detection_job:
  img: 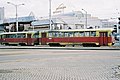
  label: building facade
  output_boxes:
[31,11,104,30]
[0,10,117,32]
[0,7,4,20]
[101,19,117,28]
[53,11,102,29]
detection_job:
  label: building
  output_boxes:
[53,11,102,29]
[0,7,4,32]
[0,7,4,20]
[0,16,36,32]
[31,11,103,30]
[0,10,117,32]
[101,19,117,28]
[31,18,66,31]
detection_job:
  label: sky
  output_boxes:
[0,0,120,19]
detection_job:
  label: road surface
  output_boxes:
[0,49,120,80]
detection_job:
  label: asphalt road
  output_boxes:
[0,49,120,80]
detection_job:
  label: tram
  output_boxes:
[0,28,115,47]
[46,28,115,47]
[0,31,40,46]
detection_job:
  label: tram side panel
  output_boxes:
[47,37,100,46]
[46,32,100,46]
[2,38,25,45]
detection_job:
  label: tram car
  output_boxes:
[0,28,115,47]
[0,31,40,46]
[46,28,115,47]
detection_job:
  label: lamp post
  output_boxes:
[49,0,52,30]
[7,2,24,32]
[82,9,87,29]
[116,9,120,34]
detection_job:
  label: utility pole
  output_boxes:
[82,9,87,29]
[118,17,120,46]
[49,0,52,30]
[7,2,24,32]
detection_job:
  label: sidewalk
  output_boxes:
[0,45,120,50]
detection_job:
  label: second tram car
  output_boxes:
[0,31,40,46]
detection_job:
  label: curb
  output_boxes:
[0,46,120,50]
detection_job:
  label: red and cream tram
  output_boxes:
[0,31,40,46]
[46,28,115,47]
[0,28,115,47]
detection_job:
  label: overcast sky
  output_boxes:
[0,0,120,19]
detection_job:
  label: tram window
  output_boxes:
[105,33,108,37]
[17,35,21,38]
[17,33,26,38]
[100,33,104,37]
[0,35,2,39]
[56,32,59,37]
[3,35,5,38]
[1,35,3,38]
[5,34,9,38]
[79,32,84,37]
[8,34,12,38]
[55,32,58,37]
[59,32,64,37]
[74,32,79,37]
[48,32,53,37]
[23,34,26,38]
[4,35,7,38]
[7,34,11,38]
[65,32,69,37]
[109,33,112,37]
[6,34,16,38]
[90,31,96,37]
[12,34,16,38]
[53,32,59,37]
[33,34,39,38]
[33,33,39,38]
[85,32,90,37]
[3,35,6,38]
[68,32,74,37]
[52,32,55,37]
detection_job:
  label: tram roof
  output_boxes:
[49,28,114,32]
[0,28,114,35]
[0,31,38,35]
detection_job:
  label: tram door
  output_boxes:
[0,35,2,43]
[41,33,47,45]
[27,34,32,45]
[99,32,108,46]
[34,32,39,45]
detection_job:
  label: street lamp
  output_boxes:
[49,0,52,30]
[7,2,24,32]
[116,9,120,33]
[82,9,87,29]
